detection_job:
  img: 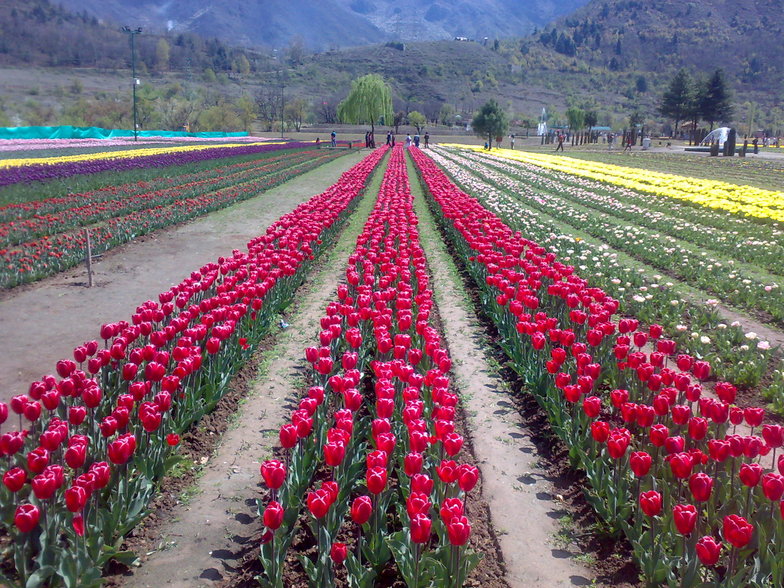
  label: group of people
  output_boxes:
[323,129,432,149]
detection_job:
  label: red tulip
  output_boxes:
[723,514,754,548]
[762,473,784,501]
[688,417,708,441]
[14,503,40,533]
[65,485,88,512]
[263,500,284,530]
[166,433,180,446]
[411,473,434,495]
[689,473,714,502]
[260,460,286,490]
[639,490,662,517]
[696,536,721,566]
[582,396,601,418]
[366,466,387,494]
[436,460,458,484]
[673,504,698,536]
[107,433,136,465]
[306,489,331,519]
[446,515,471,545]
[744,407,765,428]
[606,430,630,459]
[739,463,763,487]
[440,497,464,523]
[410,512,432,544]
[649,424,669,447]
[404,452,423,476]
[279,424,298,449]
[3,467,26,492]
[351,495,372,525]
[406,492,431,517]
[330,542,347,565]
[443,432,463,456]
[629,451,652,478]
[323,441,346,467]
[590,421,610,443]
[669,453,693,479]
[457,464,480,492]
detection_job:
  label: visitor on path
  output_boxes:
[365,132,370,148]
[483,141,489,150]
[753,137,759,154]
[406,134,412,147]
[369,131,375,148]
[607,133,614,150]
[510,134,515,149]
[555,133,565,152]
[623,136,632,152]
[391,134,396,147]
[330,131,336,147]
[414,134,420,148]
[424,132,430,148]
[386,131,392,146]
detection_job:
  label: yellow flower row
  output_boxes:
[446,145,784,223]
[0,141,286,170]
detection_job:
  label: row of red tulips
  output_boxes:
[257,146,481,588]
[0,149,332,245]
[0,147,386,587]
[1,150,345,289]
[410,147,784,587]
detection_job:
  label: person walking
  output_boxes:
[386,131,392,146]
[391,133,396,147]
[555,133,565,152]
[405,134,412,147]
[424,132,430,148]
[623,135,632,153]
[330,130,336,147]
[414,134,420,148]
[510,134,515,149]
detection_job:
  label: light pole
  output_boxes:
[272,51,285,139]
[121,26,142,141]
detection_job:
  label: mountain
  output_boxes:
[54,0,591,49]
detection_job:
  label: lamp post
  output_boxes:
[121,26,142,141]
[273,50,285,139]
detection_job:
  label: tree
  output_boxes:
[439,103,456,126]
[584,110,598,133]
[235,95,257,132]
[698,69,733,131]
[471,99,508,148]
[155,39,170,72]
[337,74,394,133]
[408,111,426,134]
[565,106,585,132]
[284,98,308,131]
[658,68,692,137]
[393,111,405,134]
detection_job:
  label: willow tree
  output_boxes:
[471,99,508,148]
[337,74,394,133]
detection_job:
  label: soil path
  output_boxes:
[408,158,595,587]
[0,152,364,406]
[122,156,385,587]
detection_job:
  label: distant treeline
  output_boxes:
[0,0,266,74]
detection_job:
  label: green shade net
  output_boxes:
[0,125,250,140]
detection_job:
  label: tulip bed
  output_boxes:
[452,146,784,223]
[438,148,784,328]
[411,146,784,586]
[0,148,347,289]
[427,147,777,394]
[0,149,337,245]
[256,146,482,588]
[0,141,310,187]
[0,146,386,588]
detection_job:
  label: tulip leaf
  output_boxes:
[345,551,377,588]
[24,566,54,588]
